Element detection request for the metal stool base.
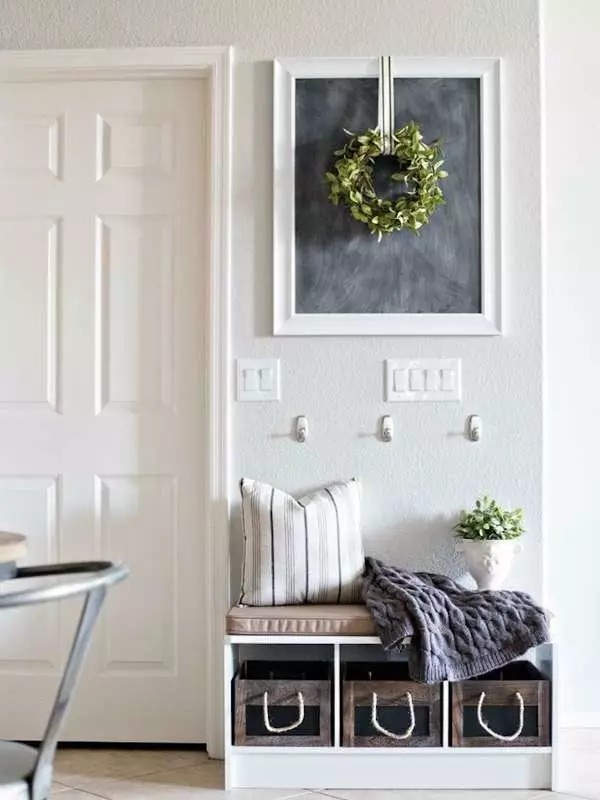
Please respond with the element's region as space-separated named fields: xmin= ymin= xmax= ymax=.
xmin=0 ymin=742 xmax=37 ymax=800
xmin=0 ymin=561 xmax=128 ymax=800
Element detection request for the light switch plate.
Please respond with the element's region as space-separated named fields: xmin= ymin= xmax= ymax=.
xmin=237 ymin=359 xmax=281 ymax=401
xmin=385 ymin=358 xmax=461 ymax=402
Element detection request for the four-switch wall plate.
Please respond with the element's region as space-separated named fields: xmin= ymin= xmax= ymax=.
xmin=385 ymin=358 xmax=461 ymax=402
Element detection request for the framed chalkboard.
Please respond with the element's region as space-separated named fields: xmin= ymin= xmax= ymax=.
xmin=273 ymin=58 xmax=501 ymax=336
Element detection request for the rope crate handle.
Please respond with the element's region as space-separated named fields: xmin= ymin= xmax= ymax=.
xmin=371 ymin=690 xmax=416 ymax=740
xmin=262 ymin=690 xmax=305 ymax=733
xmin=476 ymin=690 xmax=525 ymax=742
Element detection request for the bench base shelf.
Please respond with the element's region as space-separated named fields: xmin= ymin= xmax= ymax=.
xmin=224 ymin=634 xmax=555 ymax=790
xmin=227 ymin=748 xmax=552 ymax=790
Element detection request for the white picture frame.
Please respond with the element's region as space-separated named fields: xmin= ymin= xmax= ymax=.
xmin=273 ymin=57 xmax=502 ymax=336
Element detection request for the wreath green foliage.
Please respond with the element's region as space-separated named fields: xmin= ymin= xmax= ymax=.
xmin=326 ymin=122 xmax=448 ymax=240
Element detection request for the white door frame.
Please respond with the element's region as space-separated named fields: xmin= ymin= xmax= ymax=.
xmin=0 ymin=46 xmax=233 ymax=758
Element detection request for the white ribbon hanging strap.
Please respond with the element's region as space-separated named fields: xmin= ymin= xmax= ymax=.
xmin=371 ymin=691 xmax=415 ymax=740
xmin=377 ymin=56 xmax=395 ymax=155
xmin=476 ymin=691 xmax=525 ymax=742
xmin=262 ymin=691 xmax=305 ymax=733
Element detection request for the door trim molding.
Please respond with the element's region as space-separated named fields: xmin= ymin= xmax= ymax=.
xmin=0 ymin=46 xmax=233 ymax=757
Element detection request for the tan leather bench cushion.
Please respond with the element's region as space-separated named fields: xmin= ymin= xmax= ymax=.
xmin=226 ymin=604 xmax=377 ymax=636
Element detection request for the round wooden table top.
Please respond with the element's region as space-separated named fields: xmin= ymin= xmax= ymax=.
xmin=0 ymin=532 xmax=27 ymax=563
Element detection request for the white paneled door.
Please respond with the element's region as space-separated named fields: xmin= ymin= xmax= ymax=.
xmin=0 ymin=78 xmax=209 ymax=742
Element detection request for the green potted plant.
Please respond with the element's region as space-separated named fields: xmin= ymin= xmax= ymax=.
xmin=454 ymin=496 xmax=525 ymax=590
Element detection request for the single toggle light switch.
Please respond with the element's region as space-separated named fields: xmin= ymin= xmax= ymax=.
xmin=425 ymin=369 xmax=439 ymax=392
xmin=259 ymin=368 xmax=274 ymax=392
xmin=409 ymin=369 xmax=425 ymax=392
xmin=393 ymin=369 xmax=408 ymax=393
xmin=441 ymin=368 xmax=456 ymax=392
xmin=244 ymin=369 xmax=259 ymax=393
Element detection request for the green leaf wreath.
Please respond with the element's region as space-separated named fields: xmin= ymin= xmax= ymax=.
xmin=325 ymin=122 xmax=448 ymax=240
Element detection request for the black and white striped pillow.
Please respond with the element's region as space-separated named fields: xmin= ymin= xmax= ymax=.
xmin=239 ymin=478 xmax=364 ymax=606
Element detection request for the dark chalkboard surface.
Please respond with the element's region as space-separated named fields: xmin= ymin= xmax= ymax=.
xmin=294 ymin=78 xmax=481 ymax=314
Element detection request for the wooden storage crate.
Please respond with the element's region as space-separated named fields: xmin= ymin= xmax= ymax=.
xmin=451 ymin=660 xmax=551 ymax=747
xmin=234 ymin=660 xmax=332 ymax=746
xmin=342 ymin=662 xmax=442 ymax=747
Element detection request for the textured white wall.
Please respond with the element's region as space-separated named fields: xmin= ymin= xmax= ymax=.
xmin=0 ymin=1 xmax=543 ymax=595
xmin=544 ymin=0 xmax=600 ymax=721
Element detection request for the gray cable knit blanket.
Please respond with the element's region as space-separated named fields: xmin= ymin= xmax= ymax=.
xmin=363 ymin=557 xmax=550 ymax=683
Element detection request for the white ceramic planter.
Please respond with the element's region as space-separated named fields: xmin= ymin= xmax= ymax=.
xmin=456 ymin=539 xmax=522 ymax=590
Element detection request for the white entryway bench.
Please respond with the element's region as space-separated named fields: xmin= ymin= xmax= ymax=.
xmin=224 ymin=604 xmax=554 ymax=790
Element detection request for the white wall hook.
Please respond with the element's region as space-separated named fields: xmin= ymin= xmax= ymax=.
xmin=381 ymin=415 xmax=393 ymax=443
xmin=296 ymin=416 xmax=308 ymax=443
xmin=467 ymin=414 xmax=482 ymax=442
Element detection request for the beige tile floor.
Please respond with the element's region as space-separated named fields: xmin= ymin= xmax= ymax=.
xmin=49 ymin=745 xmax=595 ymax=800
xmin=558 ymin=729 xmax=600 ymax=800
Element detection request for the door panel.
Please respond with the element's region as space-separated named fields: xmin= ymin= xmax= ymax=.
xmin=96 ymin=474 xmax=177 ymax=674
xmin=0 ymin=115 xmax=63 ymax=183
xmin=96 ymin=214 xmax=174 ymax=414
xmin=0 ymin=78 xmax=208 ymax=742
xmin=0 ymin=218 xmax=58 ymax=412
